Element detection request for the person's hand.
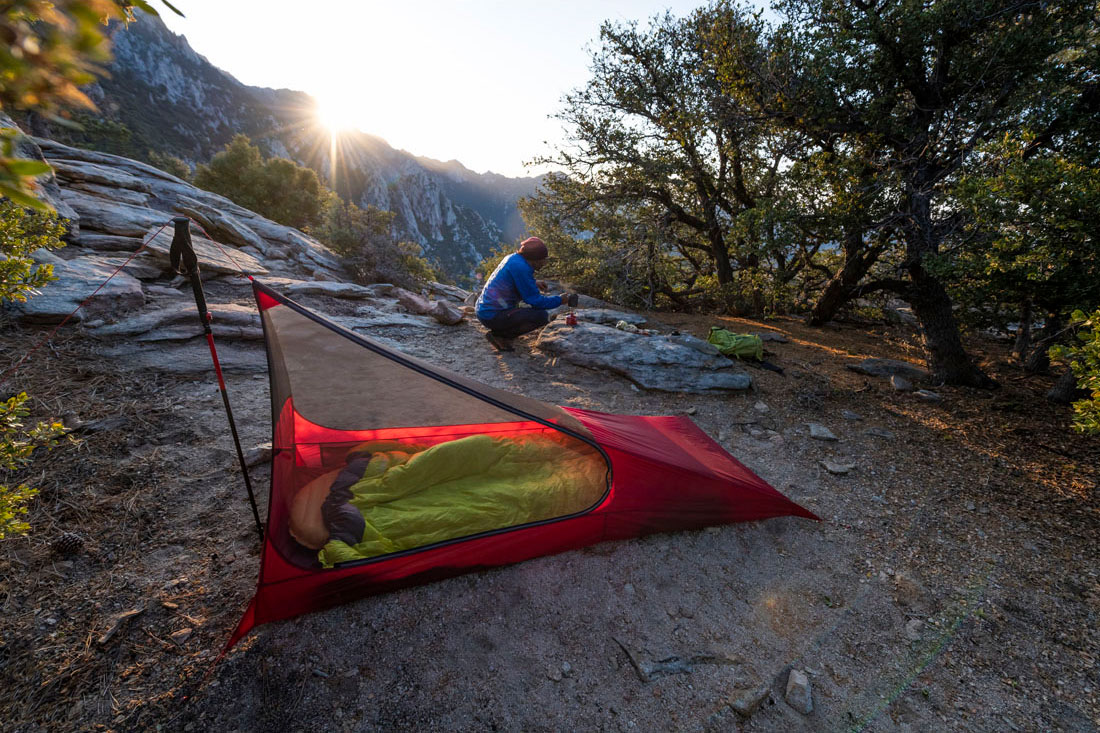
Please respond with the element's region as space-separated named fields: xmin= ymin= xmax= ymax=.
xmin=564 ymin=292 xmax=579 ymax=308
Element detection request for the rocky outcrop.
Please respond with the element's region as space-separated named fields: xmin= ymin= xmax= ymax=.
xmin=17 ymin=250 xmax=144 ymax=324
xmin=34 ymin=137 xmax=340 ymax=281
xmin=0 ymin=132 xmax=347 ymax=323
xmin=142 ymin=226 xmax=268 ymax=276
xmin=0 ymin=114 xmax=78 ymax=221
xmin=536 ymin=321 xmax=751 ymax=393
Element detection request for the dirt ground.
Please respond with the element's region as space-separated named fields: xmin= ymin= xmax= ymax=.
xmin=1 ymin=287 xmax=1097 ymax=732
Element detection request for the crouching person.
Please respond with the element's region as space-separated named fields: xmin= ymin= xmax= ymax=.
xmin=476 ymin=236 xmax=578 ymax=352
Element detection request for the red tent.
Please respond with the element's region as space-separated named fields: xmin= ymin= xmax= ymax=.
xmin=226 ymin=281 xmax=817 ymax=649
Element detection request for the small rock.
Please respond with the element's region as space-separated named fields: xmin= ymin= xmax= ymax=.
xmin=729 ymin=685 xmax=770 ymax=717
xmin=890 ymin=375 xmax=914 ymax=392
xmin=170 ymin=627 xmax=193 ymax=645
xmin=914 ymin=389 xmax=942 ymax=403
xmin=841 ymin=410 xmax=862 ymax=421
xmin=561 ymin=661 xmax=573 ymax=677
xmin=394 ymin=288 xmax=433 ymax=315
xmin=808 ymin=423 xmax=837 ymax=441
xmin=428 ymin=300 xmax=464 ymax=325
xmin=863 ymin=427 xmax=895 ymax=440
xmin=754 ymin=331 xmax=789 ymax=343
xmin=312 ymin=669 xmax=330 ymax=678
xmin=754 ymin=401 xmax=769 ymax=413
xmin=548 ymin=668 xmax=563 ymax=682
xmin=904 ymin=619 xmax=924 ymax=641
xmin=244 ymin=443 xmax=272 ymax=468
xmin=785 ymin=669 xmax=813 ymax=715
xmin=685 ymin=406 xmax=696 ymax=415
xmin=821 ymin=460 xmax=856 ymax=475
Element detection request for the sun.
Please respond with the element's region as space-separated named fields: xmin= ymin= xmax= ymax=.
xmin=315 ymin=93 xmax=360 ymax=134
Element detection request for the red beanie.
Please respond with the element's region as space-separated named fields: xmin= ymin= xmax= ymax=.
xmin=518 ymin=236 xmax=548 ymax=261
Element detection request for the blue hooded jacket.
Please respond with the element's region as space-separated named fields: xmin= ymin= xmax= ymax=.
xmin=476 ymin=253 xmax=563 ymax=320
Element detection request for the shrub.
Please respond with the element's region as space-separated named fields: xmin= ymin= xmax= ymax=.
xmin=314 ymin=198 xmax=444 ymax=287
xmin=0 ymin=199 xmax=66 ymax=304
xmin=147 ymin=150 xmax=191 ymax=181
xmin=194 ymin=135 xmax=325 ymax=229
xmin=1 ymin=200 xmax=69 ymax=537
xmin=1051 ymin=310 xmax=1100 ymax=435
xmin=0 ymin=393 xmax=67 ymax=538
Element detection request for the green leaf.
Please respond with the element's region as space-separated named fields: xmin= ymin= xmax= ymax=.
xmin=0 ymin=184 xmax=51 ymax=211
xmin=4 ymin=160 xmax=52 ymax=177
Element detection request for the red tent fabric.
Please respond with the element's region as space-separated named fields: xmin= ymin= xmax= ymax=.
xmin=226 ymin=282 xmax=817 ymax=650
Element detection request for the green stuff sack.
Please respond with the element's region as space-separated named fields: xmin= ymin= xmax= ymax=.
xmin=707 ymin=327 xmax=763 ymax=361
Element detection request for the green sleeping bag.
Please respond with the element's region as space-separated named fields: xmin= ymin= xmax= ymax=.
xmin=318 ymin=432 xmax=608 ymax=566
xmin=707 ymin=327 xmax=764 ymax=361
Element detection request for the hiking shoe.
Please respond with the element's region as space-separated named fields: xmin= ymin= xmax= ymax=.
xmin=484 ymin=332 xmax=515 ymax=352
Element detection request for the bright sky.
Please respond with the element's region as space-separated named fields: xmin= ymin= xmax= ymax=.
xmin=159 ymin=1 xmax=708 ymax=178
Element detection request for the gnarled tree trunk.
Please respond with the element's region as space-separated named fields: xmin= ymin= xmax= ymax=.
xmin=808 ymin=229 xmax=883 ymax=326
xmin=907 ymin=264 xmax=995 ymax=387
xmin=1024 ymin=315 xmax=1063 ymax=375
xmin=1013 ymin=300 xmax=1032 ymax=361
xmin=903 ymin=184 xmax=994 ymax=387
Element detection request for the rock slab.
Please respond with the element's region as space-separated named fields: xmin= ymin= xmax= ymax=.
xmin=847 ymin=358 xmax=929 ymax=382
xmin=15 ymin=254 xmax=144 ymax=323
xmin=144 ymin=226 xmax=268 ymax=276
xmin=536 ymin=321 xmax=751 ymax=393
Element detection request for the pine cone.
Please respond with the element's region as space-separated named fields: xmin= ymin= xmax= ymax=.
xmin=52 ymin=533 xmax=84 ymax=557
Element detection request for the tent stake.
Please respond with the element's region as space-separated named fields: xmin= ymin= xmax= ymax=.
xmin=169 ymin=217 xmax=264 ymax=541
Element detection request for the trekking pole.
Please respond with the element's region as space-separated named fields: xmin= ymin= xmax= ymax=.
xmin=169 ymin=217 xmax=264 ymax=541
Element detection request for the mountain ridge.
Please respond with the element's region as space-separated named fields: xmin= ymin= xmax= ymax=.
xmin=35 ymin=13 xmax=542 ymax=281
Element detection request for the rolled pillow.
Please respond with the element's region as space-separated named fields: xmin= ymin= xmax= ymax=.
xmin=288 ymin=469 xmax=342 ymax=550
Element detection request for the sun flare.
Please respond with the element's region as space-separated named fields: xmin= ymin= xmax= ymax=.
xmin=315 ymin=94 xmax=360 ymax=134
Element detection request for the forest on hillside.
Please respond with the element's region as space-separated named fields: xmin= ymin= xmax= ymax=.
xmin=515 ymin=0 xmax=1099 ymax=405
